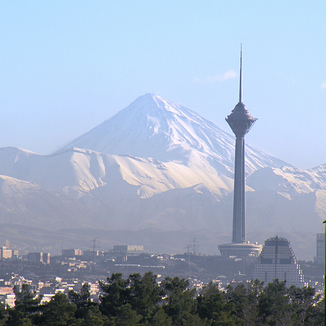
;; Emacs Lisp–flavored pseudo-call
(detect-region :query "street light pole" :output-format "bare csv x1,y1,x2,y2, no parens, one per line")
323,220,326,326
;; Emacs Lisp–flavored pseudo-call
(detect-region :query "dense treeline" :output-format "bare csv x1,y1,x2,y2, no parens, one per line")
0,272,323,325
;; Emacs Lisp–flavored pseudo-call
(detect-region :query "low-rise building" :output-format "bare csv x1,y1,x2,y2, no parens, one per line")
0,247,13,260
62,249,83,258
113,245,144,254
26,252,50,264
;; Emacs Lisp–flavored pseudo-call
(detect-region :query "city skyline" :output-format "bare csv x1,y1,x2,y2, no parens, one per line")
0,2,325,169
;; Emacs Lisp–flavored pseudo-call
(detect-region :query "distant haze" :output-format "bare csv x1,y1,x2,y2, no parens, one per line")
0,94,324,260
0,2,325,169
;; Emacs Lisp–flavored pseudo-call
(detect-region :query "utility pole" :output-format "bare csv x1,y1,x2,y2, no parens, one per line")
192,238,198,255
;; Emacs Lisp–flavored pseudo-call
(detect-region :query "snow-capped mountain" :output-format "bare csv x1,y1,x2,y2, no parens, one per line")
60,94,288,175
0,94,324,260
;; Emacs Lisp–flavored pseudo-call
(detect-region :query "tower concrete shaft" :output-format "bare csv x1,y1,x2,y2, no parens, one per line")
232,135,245,242
225,50,257,244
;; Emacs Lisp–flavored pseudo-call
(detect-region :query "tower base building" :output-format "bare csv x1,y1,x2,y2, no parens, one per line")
218,242,262,258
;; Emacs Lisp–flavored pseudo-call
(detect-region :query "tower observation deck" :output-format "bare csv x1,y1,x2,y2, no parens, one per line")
218,47,261,258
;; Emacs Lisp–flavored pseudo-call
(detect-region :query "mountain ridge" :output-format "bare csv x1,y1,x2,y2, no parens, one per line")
0,94,324,260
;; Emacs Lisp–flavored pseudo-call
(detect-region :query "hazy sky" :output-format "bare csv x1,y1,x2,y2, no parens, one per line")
0,1,325,169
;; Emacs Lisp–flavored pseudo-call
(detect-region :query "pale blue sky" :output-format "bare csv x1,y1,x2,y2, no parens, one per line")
0,1,325,169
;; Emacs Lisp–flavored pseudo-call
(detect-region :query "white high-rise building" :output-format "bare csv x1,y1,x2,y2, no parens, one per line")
316,233,324,265
253,236,304,287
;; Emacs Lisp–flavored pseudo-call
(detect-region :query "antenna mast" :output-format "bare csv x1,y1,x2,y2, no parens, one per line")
239,44,243,103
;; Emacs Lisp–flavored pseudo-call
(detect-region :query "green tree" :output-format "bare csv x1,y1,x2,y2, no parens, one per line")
287,285,323,325
81,305,111,326
225,279,264,325
197,281,235,325
127,272,163,319
69,283,91,309
68,305,112,326
161,276,197,325
147,307,173,326
306,297,325,326
99,273,130,318
7,284,42,326
0,302,8,323
40,292,77,326
69,282,100,321
257,279,291,325
113,304,142,326
100,272,164,323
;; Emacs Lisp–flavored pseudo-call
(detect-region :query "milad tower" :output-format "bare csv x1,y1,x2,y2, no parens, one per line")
218,48,262,258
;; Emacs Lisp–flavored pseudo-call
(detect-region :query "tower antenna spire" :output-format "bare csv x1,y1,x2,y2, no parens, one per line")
239,44,243,103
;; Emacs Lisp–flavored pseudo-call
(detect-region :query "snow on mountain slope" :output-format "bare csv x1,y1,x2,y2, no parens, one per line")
247,166,326,199
1,145,324,227
0,147,236,235
0,147,102,193
60,94,288,175
0,147,234,199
